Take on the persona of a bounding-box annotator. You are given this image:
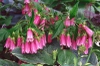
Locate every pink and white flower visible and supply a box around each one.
[27,28,34,42]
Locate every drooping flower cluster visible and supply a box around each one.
[22,0,39,17]
[21,28,46,54]
[60,17,94,54]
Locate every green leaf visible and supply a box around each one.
[12,48,53,65]
[0,59,19,66]
[52,20,64,39]
[9,24,21,33]
[33,2,42,12]
[70,2,79,18]
[20,63,35,66]
[0,28,10,41]
[0,16,12,26]
[57,50,77,66]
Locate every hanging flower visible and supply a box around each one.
[84,41,89,54]
[60,33,66,46]
[82,25,94,37]
[66,34,72,47]
[21,43,25,54]
[33,14,41,26]
[34,38,42,50]
[25,42,31,54]
[30,41,37,54]
[4,36,12,48]
[22,4,30,15]
[26,28,34,42]
[9,38,15,51]
[64,16,70,27]
[80,34,87,45]
[76,36,81,46]
[70,18,75,26]
[71,39,77,50]
[17,36,22,47]
[47,32,52,43]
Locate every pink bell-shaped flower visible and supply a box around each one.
[47,32,52,43]
[80,34,87,45]
[72,39,77,50]
[9,38,15,51]
[33,14,40,26]
[76,36,81,46]
[21,43,25,54]
[64,16,70,27]
[66,34,72,47]
[27,28,34,42]
[4,37,11,48]
[60,33,66,46]
[25,42,31,53]
[34,38,42,50]
[17,36,22,47]
[82,25,94,37]
[30,41,37,54]
[22,4,30,15]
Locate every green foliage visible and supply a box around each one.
[57,50,77,66]
[70,2,79,18]
[52,20,64,38]
[0,28,10,42]
[0,59,19,66]
[0,16,12,26]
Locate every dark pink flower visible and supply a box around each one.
[22,4,30,15]
[25,42,31,53]
[30,41,37,54]
[66,34,72,47]
[64,17,70,27]
[60,33,66,46]
[27,28,34,42]
[24,0,30,4]
[47,33,52,43]
[82,25,94,37]
[17,36,22,47]
[33,14,40,26]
